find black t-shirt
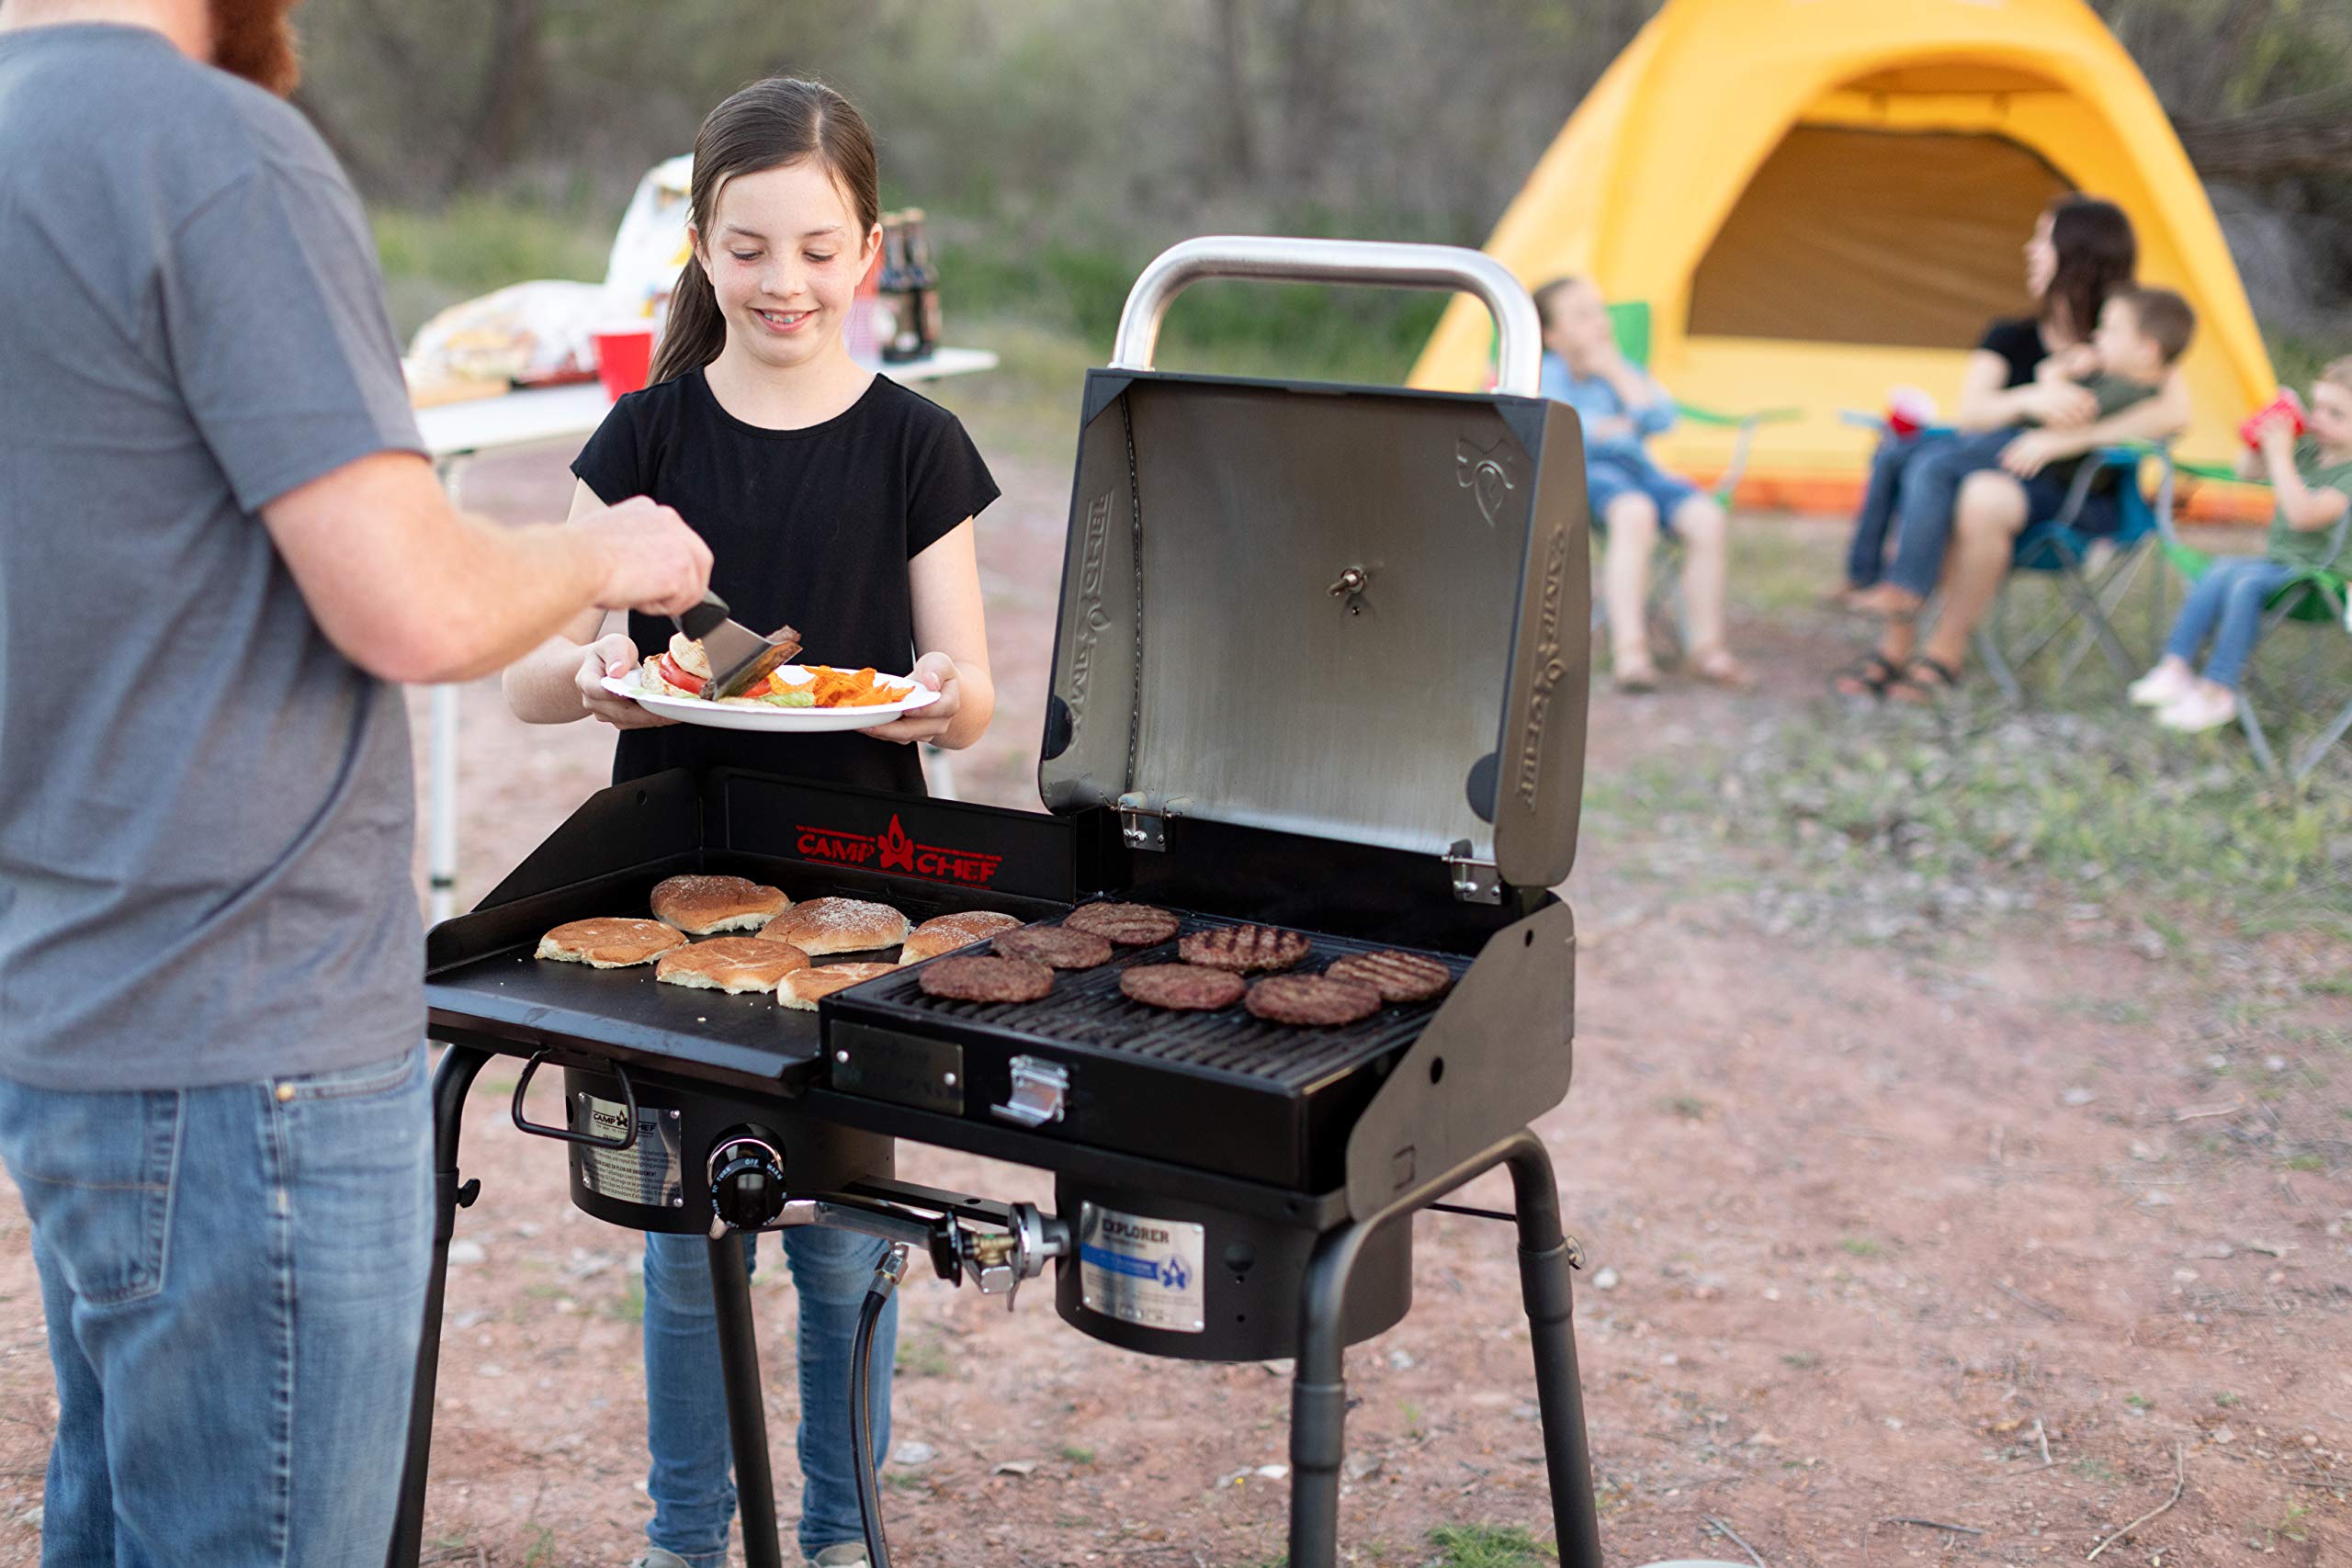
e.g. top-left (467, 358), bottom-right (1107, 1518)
top-left (571, 368), bottom-right (999, 796)
top-left (1977, 316), bottom-right (2049, 390)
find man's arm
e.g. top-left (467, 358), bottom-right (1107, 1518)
top-left (262, 451), bottom-right (711, 685)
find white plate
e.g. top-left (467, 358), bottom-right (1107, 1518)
top-left (602, 667), bottom-right (939, 733)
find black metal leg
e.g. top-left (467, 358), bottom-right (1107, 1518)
top-left (708, 1234), bottom-right (785, 1568)
top-left (386, 1043), bottom-right (492, 1568)
top-left (1288, 1220), bottom-right (1373, 1568)
top-left (1505, 1134), bottom-right (1605, 1568)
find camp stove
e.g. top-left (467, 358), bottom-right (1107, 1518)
top-left (387, 238), bottom-right (1624, 1568)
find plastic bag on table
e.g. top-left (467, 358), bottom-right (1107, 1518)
top-left (406, 279), bottom-right (610, 386)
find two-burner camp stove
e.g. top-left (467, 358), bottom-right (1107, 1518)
top-left (388, 238), bottom-right (1622, 1568)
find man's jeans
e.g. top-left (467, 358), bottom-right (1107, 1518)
top-left (0, 1043), bottom-right (432, 1568)
top-left (643, 1226), bottom-right (899, 1565)
top-left (2165, 555), bottom-right (2301, 690)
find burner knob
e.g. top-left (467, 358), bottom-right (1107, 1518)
top-left (706, 1128), bottom-right (786, 1232)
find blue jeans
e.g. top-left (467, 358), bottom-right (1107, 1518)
top-left (644, 1225), bottom-right (899, 1565)
top-left (2164, 556), bottom-right (2299, 690)
top-left (1882, 429), bottom-right (2017, 597)
top-left (1845, 432), bottom-right (1954, 588)
top-left (1586, 450), bottom-right (1700, 534)
top-left (0, 1044), bottom-right (431, 1568)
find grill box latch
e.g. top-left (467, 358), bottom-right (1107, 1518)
top-left (1115, 792), bottom-right (1186, 852)
top-left (993, 1055), bottom-right (1070, 1128)
top-left (1444, 839), bottom-right (1501, 905)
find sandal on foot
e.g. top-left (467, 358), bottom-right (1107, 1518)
top-left (1833, 651), bottom-right (1901, 699)
top-left (1885, 656), bottom-right (1962, 705)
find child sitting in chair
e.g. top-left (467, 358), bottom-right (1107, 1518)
top-left (2129, 357), bottom-right (2352, 732)
top-left (1534, 276), bottom-right (1746, 692)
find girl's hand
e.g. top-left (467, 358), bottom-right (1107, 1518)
top-left (862, 651), bottom-right (962, 744)
top-left (575, 633), bottom-right (678, 729)
top-left (2030, 381), bottom-right (2098, 428)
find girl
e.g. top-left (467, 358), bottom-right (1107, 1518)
top-left (502, 78), bottom-right (998, 1568)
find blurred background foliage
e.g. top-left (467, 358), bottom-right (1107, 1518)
top-left (300, 0), bottom-right (2352, 383)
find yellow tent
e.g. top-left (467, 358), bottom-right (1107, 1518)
top-left (1410, 0), bottom-right (2276, 517)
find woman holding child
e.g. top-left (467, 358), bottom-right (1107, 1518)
top-left (1837, 196), bottom-right (2192, 701)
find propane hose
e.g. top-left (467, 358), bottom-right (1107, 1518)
top-left (849, 1243), bottom-right (909, 1568)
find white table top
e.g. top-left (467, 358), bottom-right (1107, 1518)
top-left (415, 345), bottom-right (1001, 462)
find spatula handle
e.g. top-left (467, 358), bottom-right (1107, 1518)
top-left (674, 590), bottom-right (730, 642)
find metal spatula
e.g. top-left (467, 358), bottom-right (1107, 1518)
top-left (673, 592), bottom-right (802, 700)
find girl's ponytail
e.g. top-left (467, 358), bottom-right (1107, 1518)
top-left (646, 76), bottom-right (880, 388)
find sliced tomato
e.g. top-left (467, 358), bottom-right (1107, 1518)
top-left (654, 652), bottom-right (705, 694)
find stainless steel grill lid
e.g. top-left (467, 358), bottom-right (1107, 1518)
top-left (1037, 238), bottom-right (1592, 897)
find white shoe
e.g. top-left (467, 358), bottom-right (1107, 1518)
top-left (631, 1552), bottom-right (693, 1568)
top-left (810, 1547), bottom-right (871, 1567)
top-left (2128, 663), bottom-right (2194, 707)
top-left (2157, 685), bottom-right (2238, 733)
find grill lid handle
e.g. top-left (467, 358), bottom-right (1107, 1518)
top-left (1107, 236), bottom-right (1544, 396)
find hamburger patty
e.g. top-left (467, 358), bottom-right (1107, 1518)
top-left (917, 954), bottom-right (1056, 1004)
top-left (991, 926), bottom-right (1114, 970)
top-left (1325, 949), bottom-right (1454, 1004)
top-left (1119, 964), bottom-right (1247, 1012)
top-left (1061, 901), bottom-right (1181, 946)
top-left (1244, 974), bottom-right (1381, 1027)
top-left (1178, 924), bottom-right (1311, 974)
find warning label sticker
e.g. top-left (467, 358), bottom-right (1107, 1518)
top-left (1078, 1201), bottom-right (1204, 1333)
top-left (570, 1096), bottom-right (681, 1212)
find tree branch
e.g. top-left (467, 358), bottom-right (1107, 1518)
top-left (2177, 86), bottom-right (2352, 182)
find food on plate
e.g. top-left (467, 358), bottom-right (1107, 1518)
top-left (1244, 973), bottom-right (1381, 1028)
top-left (535, 918), bottom-right (687, 968)
top-left (639, 630), bottom-right (805, 702)
top-left (1060, 902), bottom-right (1180, 946)
top-left (1119, 964), bottom-right (1247, 1012)
top-left (636, 640), bottom-right (920, 713)
top-left (799, 665), bottom-right (918, 707)
top-left (759, 897), bottom-right (911, 956)
top-left (1178, 924), bottom-right (1310, 974)
top-left (1325, 950), bottom-right (1453, 1004)
top-left (779, 962), bottom-right (899, 1010)
top-left (898, 911), bottom-right (1024, 964)
top-left (654, 937), bottom-right (810, 994)
top-left (649, 874), bottom-right (792, 934)
top-left (989, 926), bottom-right (1113, 971)
top-left (916, 954), bottom-right (1055, 1004)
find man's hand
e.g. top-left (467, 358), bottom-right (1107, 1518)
top-left (572, 497), bottom-right (712, 616)
top-left (573, 633), bottom-right (678, 730)
top-left (2000, 430), bottom-right (2070, 479)
top-left (861, 651), bottom-right (962, 744)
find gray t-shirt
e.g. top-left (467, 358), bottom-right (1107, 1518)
top-left (0, 25), bottom-right (426, 1089)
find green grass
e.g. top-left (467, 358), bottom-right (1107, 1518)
top-left (373, 197), bottom-right (614, 341)
top-left (1426, 1523), bottom-right (1558, 1567)
top-left (1059, 1444), bottom-right (1097, 1464)
top-left (1839, 1235), bottom-right (1882, 1258)
top-left (894, 1327), bottom-right (956, 1379)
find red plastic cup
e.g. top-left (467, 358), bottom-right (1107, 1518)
top-left (592, 325), bottom-right (655, 400)
top-left (1886, 386), bottom-right (1937, 440)
top-left (2240, 387), bottom-right (2306, 449)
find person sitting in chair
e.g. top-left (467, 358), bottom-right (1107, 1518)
top-left (1534, 276), bottom-right (1747, 693)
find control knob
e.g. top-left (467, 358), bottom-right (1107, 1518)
top-left (706, 1127), bottom-right (786, 1232)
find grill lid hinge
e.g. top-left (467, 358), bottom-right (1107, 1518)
top-left (1444, 839), bottom-right (1501, 904)
top-left (1116, 792), bottom-right (1187, 852)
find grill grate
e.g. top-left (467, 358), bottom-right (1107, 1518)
top-left (838, 908), bottom-right (1467, 1090)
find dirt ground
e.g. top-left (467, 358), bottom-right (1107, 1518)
top-left (2, 430), bottom-right (2346, 1568)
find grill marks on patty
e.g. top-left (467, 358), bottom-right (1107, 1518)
top-left (1324, 949), bottom-right (1453, 1004)
top-left (1178, 924), bottom-right (1311, 974)
top-left (1061, 902), bottom-right (1180, 946)
top-left (991, 926), bottom-right (1114, 970)
top-left (1244, 973), bottom-right (1382, 1027)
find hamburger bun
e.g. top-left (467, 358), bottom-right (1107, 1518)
top-left (778, 962), bottom-right (899, 1010)
top-left (536, 918), bottom-right (687, 968)
top-left (667, 633), bottom-right (712, 681)
top-left (760, 897), bottom-right (911, 956)
top-left (650, 874), bottom-right (793, 935)
top-left (898, 910), bottom-right (1023, 964)
top-left (654, 937), bottom-right (810, 994)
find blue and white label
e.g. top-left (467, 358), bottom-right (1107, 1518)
top-left (1079, 1201), bottom-right (1205, 1333)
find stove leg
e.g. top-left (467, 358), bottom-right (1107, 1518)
top-left (708, 1235), bottom-right (786, 1568)
top-left (1287, 1218), bottom-right (1378, 1568)
top-left (1504, 1133), bottom-right (1604, 1568)
top-left (385, 1043), bottom-right (491, 1568)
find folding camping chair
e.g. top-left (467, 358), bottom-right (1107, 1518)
top-left (1587, 301), bottom-right (1801, 663)
top-left (2151, 454), bottom-right (2352, 779)
top-left (1975, 446), bottom-right (2166, 703)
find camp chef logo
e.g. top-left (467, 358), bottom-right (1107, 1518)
top-left (1064, 491), bottom-right (1115, 736)
top-left (1455, 434), bottom-right (1523, 525)
top-left (794, 813), bottom-right (1005, 887)
top-left (585, 1102), bottom-right (634, 1140)
top-left (1515, 521), bottom-right (1573, 806)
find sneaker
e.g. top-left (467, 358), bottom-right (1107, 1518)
top-left (2128, 663), bottom-right (2194, 707)
top-left (810, 1547), bottom-right (870, 1567)
top-left (2157, 684), bottom-right (2238, 733)
top-left (630, 1552), bottom-right (694, 1568)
